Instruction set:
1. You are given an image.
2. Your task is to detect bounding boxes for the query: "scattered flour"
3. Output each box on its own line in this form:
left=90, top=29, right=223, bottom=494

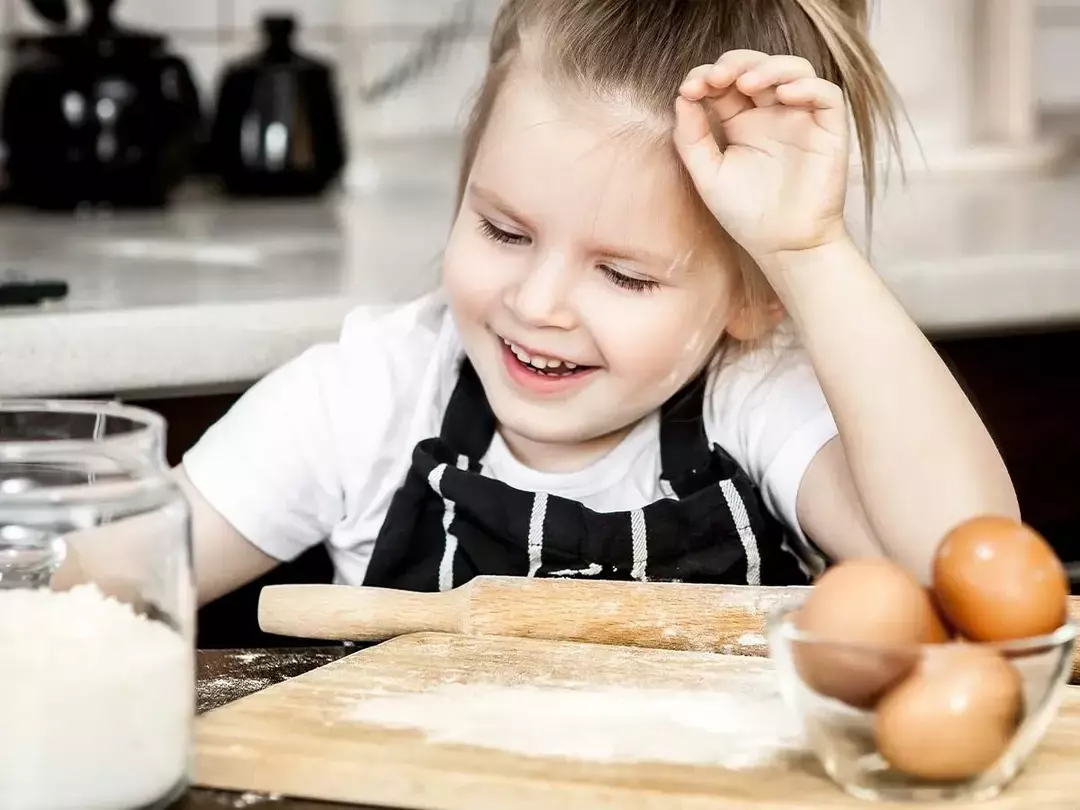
left=232, top=652, right=268, bottom=664
left=221, top=791, right=283, bottom=807
left=346, top=681, right=804, bottom=769
left=0, top=585, right=194, bottom=810
left=737, top=633, right=768, bottom=647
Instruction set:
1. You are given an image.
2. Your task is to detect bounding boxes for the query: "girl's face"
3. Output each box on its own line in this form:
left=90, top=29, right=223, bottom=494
left=444, top=69, right=753, bottom=470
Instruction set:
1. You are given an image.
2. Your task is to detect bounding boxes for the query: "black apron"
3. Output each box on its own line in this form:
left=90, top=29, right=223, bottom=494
left=363, top=359, right=813, bottom=591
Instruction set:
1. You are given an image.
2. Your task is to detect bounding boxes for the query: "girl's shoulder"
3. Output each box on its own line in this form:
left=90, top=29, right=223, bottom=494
left=333, top=286, right=463, bottom=423
left=703, top=322, right=835, bottom=487
left=338, top=287, right=454, bottom=358
left=705, top=323, right=817, bottom=409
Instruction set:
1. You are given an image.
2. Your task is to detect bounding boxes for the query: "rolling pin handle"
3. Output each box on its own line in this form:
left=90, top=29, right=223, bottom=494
left=257, top=583, right=466, bottom=641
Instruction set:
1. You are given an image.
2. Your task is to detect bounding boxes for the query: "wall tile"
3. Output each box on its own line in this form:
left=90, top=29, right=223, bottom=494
left=234, top=0, right=339, bottom=31
left=341, top=0, right=500, bottom=32
left=342, top=32, right=488, bottom=141
left=174, top=38, right=226, bottom=107
left=117, top=0, right=221, bottom=32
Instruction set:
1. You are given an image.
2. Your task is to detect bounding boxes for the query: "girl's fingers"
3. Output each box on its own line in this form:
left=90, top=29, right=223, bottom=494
left=673, top=95, right=723, bottom=198
left=749, top=88, right=780, bottom=109
left=704, top=50, right=771, bottom=93
left=679, top=52, right=769, bottom=124
left=736, top=56, right=818, bottom=99
left=739, top=57, right=817, bottom=109
left=774, top=76, right=843, bottom=108
left=678, top=63, right=718, bottom=101
left=775, top=77, right=846, bottom=135
left=678, top=53, right=843, bottom=136
left=680, top=51, right=768, bottom=100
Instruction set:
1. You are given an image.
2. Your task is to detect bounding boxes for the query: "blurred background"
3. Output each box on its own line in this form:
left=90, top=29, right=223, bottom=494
left=0, top=1, right=1077, bottom=645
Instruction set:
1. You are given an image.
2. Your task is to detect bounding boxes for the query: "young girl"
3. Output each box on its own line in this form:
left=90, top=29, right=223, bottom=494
left=180, top=0, right=1018, bottom=607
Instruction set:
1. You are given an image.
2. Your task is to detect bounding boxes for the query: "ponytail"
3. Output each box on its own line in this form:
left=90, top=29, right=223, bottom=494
left=789, top=0, right=903, bottom=225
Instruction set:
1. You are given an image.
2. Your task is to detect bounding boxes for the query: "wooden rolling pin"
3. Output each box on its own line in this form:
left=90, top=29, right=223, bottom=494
left=258, top=576, right=1080, bottom=682
left=258, top=576, right=805, bottom=656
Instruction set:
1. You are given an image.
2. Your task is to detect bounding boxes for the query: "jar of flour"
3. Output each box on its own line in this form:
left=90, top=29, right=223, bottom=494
left=0, top=401, right=195, bottom=810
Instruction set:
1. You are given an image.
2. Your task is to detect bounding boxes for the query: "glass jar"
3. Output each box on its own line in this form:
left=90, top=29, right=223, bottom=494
left=0, top=400, right=195, bottom=810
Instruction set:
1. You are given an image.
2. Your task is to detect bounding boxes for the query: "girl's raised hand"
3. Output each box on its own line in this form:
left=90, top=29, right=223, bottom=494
left=674, top=50, right=851, bottom=268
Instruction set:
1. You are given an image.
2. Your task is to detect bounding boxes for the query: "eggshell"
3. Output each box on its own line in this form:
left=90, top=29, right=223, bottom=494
left=933, top=516, right=1068, bottom=642
left=874, top=645, right=1023, bottom=781
left=794, top=558, right=949, bottom=709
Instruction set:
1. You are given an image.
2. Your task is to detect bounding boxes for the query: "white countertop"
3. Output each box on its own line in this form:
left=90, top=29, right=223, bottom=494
left=3, top=148, right=1080, bottom=399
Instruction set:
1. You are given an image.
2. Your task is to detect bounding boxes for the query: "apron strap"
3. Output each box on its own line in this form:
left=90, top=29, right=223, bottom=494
left=440, top=358, right=497, bottom=464
left=658, top=372, right=714, bottom=494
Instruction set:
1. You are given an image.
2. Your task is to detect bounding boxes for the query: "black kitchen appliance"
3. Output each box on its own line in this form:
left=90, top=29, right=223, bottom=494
left=208, top=14, right=346, bottom=198
left=1, top=0, right=203, bottom=210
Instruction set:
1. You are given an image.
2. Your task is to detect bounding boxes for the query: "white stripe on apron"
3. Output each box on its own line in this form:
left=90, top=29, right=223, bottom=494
left=432, top=454, right=470, bottom=592
left=719, top=479, right=761, bottom=585
left=630, top=508, right=648, bottom=581
left=527, top=492, right=548, bottom=577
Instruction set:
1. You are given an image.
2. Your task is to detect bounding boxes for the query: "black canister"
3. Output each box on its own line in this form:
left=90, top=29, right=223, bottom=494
left=0, top=0, right=203, bottom=210
left=209, top=15, right=347, bottom=198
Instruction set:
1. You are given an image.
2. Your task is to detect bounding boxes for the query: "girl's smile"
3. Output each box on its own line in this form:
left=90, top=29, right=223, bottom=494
left=497, top=332, right=599, bottom=395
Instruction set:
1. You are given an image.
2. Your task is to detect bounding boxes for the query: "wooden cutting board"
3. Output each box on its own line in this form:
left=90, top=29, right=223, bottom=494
left=194, top=633, right=1080, bottom=809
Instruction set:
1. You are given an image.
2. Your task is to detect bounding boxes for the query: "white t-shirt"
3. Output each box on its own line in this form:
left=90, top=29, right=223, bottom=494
left=183, top=289, right=838, bottom=585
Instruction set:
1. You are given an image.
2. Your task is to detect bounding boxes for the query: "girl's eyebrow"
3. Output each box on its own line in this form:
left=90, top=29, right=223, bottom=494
left=468, top=183, right=535, bottom=229
left=469, top=181, right=687, bottom=273
left=593, top=241, right=686, bottom=273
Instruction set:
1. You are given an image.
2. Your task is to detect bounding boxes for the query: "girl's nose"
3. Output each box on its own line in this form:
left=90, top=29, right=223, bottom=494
left=504, top=255, right=577, bottom=330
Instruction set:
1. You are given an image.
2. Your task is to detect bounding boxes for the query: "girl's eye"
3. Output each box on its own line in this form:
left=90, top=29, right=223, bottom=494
left=601, top=266, right=660, bottom=293
left=478, top=217, right=529, bottom=246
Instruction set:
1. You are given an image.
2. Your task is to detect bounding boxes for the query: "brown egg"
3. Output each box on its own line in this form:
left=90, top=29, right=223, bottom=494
left=794, top=558, right=949, bottom=709
left=875, top=645, right=1023, bottom=781
left=933, top=516, right=1068, bottom=642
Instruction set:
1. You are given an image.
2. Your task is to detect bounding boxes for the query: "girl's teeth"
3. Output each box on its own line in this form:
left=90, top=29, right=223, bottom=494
left=504, top=338, right=580, bottom=373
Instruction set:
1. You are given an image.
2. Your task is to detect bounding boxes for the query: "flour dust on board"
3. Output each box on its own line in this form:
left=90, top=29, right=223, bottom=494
left=344, top=676, right=806, bottom=769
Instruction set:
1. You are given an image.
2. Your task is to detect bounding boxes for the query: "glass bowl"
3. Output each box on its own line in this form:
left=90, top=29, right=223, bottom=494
left=766, top=597, right=1077, bottom=803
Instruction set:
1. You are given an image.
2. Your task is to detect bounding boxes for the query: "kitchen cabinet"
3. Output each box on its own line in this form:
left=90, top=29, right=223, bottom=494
left=127, top=327, right=1080, bottom=649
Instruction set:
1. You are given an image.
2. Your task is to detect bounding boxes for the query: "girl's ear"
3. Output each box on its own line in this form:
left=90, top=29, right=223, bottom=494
left=727, top=294, right=786, bottom=342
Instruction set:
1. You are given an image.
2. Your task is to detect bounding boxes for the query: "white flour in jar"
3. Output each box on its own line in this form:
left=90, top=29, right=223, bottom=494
left=0, top=585, right=194, bottom=810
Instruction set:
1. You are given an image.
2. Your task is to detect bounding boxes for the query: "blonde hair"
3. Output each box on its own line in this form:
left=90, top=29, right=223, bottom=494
left=456, top=0, right=901, bottom=335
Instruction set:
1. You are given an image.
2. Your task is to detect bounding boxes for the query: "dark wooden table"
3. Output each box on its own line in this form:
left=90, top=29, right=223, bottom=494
left=176, top=646, right=361, bottom=809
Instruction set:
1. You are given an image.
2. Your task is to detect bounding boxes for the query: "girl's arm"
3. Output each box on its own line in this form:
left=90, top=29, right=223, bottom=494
left=675, top=50, right=1018, bottom=582
left=780, top=239, right=1018, bottom=583
left=50, top=465, right=280, bottom=608
left=175, top=464, right=281, bottom=606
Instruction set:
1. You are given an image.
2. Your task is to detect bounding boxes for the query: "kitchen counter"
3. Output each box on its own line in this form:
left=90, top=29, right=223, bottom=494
left=4, top=152, right=1080, bottom=399
left=0, top=185, right=456, bottom=399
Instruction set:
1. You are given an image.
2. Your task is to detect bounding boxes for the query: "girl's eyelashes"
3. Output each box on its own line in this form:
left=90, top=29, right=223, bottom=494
left=601, top=266, right=661, bottom=293
left=478, top=217, right=529, bottom=246
left=478, top=215, right=660, bottom=294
